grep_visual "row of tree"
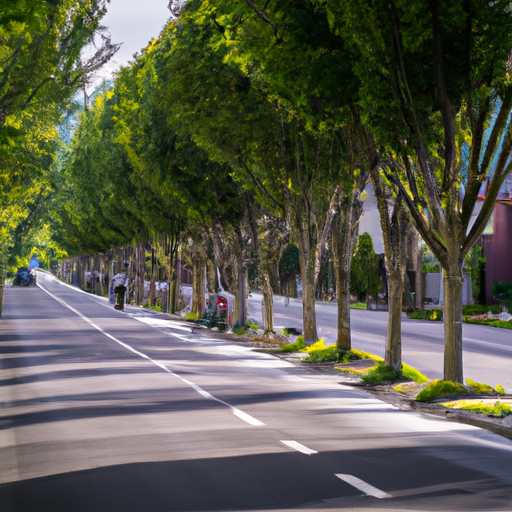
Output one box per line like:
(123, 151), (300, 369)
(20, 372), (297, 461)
(6, 1), (512, 386)
(0, 0), (119, 314)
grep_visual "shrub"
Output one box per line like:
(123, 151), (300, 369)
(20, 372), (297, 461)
(304, 339), (327, 353)
(402, 363), (430, 383)
(463, 304), (501, 316)
(489, 320), (512, 330)
(233, 327), (246, 335)
(361, 363), (402, 384)
(407, 309), (443, 321)
(496, 384), (506, 396)
(303, 345), (380, 364)
(184, 312), (199, 321)
(304, 345), (341, 363)
(442, 400), (511, 418)
(279, 335), (306, 352)
(465, 318), (512, 329)
(466, 379), (497, 395)
(350, 349), (383, 362)
(416, 380), (468, 402)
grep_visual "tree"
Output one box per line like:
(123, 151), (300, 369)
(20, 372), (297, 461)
(350, 233), (381, 302)
(162, 0), (374, 346)
(0, 0), (118, 315)
(324, 0), (512, 382)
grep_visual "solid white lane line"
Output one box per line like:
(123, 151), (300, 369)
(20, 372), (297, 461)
(37, 282), (265, 427)
(335, 474), (391, 499)
(281, 440), (318, 455)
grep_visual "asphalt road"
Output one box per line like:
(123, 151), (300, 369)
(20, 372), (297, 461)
(1, 273), (512, 511)
(248, 292), (512, 390)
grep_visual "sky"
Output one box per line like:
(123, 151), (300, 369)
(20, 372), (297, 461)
(93, 0), (172, 83)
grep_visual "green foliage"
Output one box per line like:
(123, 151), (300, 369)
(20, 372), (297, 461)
(350, 233), (381, 301)
(496, 385), (506, 396)
(422, 264), (440, 273)
(233, 327), (246, 335)
(361, 363), (402, 385)
(464, 245), (484, 303)
(492, 280), (512, 301)
(442, 401), (511, 418)
(303, 345), (341, 363)
(402, 363), (430, 384)
(279, 335), (306, 353)
(350, 302), (367, 310)
(464, 318), (512, 330)
(463, 304), (501, 316)
(143, 302), (163, 312)
(492, 281), (512, 310)
(466, 379), (498, 395)
(416, 380), (468, 402)
(407, 309), (443, 321)
(184, 312), (199, 321)
(302, 343), (381, 364)
(304, 339), (327, 352)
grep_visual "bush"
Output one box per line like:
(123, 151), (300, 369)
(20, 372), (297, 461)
(304, 339), (327, 352)
(464, 318), (512, 329)
(442, 400), (511, 418)
(361, 363), (402, 384)
(416, 380), (468, 402)
(407, 309), (443, 321)
(304, 345), (341, 363)
(279, 335), (306, 352)
(302, 344), (380, 364)
(233, 327), (246, 335)
(466, 379), (497, 395)
(350, 348), (383, 361)
(496, 384), (506, 396)
(489, 320), (512, 329)
(402, 363), (430, 383)
(463, 304), (501, 316)
(184, 312), (199, 321)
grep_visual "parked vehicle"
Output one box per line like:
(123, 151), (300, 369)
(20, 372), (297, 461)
(12, 267), (35, 287)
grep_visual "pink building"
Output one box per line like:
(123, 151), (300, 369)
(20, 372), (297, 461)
(480, 182), (512, 305)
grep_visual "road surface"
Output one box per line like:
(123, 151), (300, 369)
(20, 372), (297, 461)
(1, 272), (512, 511)
(248, 292), (512, 390)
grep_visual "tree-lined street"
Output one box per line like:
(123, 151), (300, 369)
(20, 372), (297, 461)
(3, 2), (512, 509)
(1, 274), (512, 511)
(248, 292), (512, 390)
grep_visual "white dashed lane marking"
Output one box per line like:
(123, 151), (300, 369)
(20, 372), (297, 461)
(37, 281), (265, 428)
(281, 440), (318, 455)
(336, 474), (392, 499)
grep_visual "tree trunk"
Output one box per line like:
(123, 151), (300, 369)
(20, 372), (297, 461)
(0, 253), (5, 318)
(415, 235), (423, 310)
(296, 236), (318, 343)
(192, 254), (206, 317)
(331, 214), (355, 351)
(260, 268), (275, 335)
(370, 167), (408, 371)
(386, 270), (403, 370)
(234, 260), (247, 328)
(443, 267), (464, 383)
